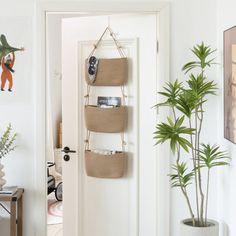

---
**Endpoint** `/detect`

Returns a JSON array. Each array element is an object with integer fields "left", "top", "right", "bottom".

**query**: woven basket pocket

[
  {"left": 85, "top": 150, "right": 126, "bottom": 178},
  {"left": 84, "top": 105, "right": 128, "bottom": 133},
  {"left": 85, "top": 58, "right": 128, "bottom": 86}
]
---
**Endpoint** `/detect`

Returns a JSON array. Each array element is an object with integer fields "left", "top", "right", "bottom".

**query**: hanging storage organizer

[
  {"left": 85, "top": 105, "right": 127, "bottom": 133},
  {"left": 84, "top": 26, "right": 128, "bottom": 178}
]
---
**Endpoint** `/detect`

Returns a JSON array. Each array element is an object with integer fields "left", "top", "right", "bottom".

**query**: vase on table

[{"left": 0, "top": 160, "right": 6, "bottom": 191}]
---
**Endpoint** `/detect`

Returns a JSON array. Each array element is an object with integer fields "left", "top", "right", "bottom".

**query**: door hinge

[{"left": 156, "top": 40, "right": 159, "bottom": 54}]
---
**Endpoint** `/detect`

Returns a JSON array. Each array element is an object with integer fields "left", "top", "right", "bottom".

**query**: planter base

[{"left": 180, "top": 219, "right": 219, "bottom": 236}]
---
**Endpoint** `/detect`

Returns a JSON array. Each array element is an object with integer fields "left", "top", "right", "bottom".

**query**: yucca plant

[
  {"left": 0, "top": 124, "right": 17, "bottom": 159},
  {"left": 154, "top": 42, "right": 230, "bottom": 227}
]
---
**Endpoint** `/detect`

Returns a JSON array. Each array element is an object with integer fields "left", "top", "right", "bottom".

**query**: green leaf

[
  {"left": 154, "top": 116, "right": 195, "bottom": 153},
  {"left": 0, "top": 124, "right": 17, "bottom": 159},
  {"left": 199, "top": 143, "right": 230, "bottom": 169},
  {"left": 155, "top": 80, "right": 183, "bottom": 108},
  {"left": 169, "top": 162, "right": 194, "bottom": 188},
  {"left": 175, "top": 90, "right": 201, "bottom": 117},
  {"left": 182, "top": 42, "right": 217, "bottom": 73},
  {"left": 187, "top": 74, "right": 217, "bottom": 97}
]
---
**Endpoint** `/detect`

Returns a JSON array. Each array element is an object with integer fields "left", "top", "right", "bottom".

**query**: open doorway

[
  {"left": 46, "top": 13, "right": 66, "bottom": 236},
  {"left": 45, "top": 11, "right": 166, "bottom": 236},
  {"left": 46, "top": 12, "right": 97, "bottom": 235}
]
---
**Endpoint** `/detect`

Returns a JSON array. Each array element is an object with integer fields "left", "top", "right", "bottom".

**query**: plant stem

[
  {"left": 194, "top": 107, "right": 201, "bottom": 226},
  {"left": 173, "top": 107, "right": 195, "bottom": 226},
  {"left": 172, "top": 107, "right": 177, "bottom": 121},
  {"left": 172, "top": 107, "right": 196, "bottom": 226},
  {"left": 176, "top": 145, "right": 195, "bottom": 226},
  {"left": 196, "top": 105, "right": 205, "bottom": 226},
  {"left": 189, "top": 119, "right": 200, "bottom": 223},
  {"left": 182, "top": 187, "right": 196, "bottom": 226},
  {"left": 205, "top": 169, "right": 210, "bottom": 226}
]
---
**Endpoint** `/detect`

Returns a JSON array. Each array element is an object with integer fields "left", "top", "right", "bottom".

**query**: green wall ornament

[{"left": 0, "top": 34, "right": 24, "bottom": 64}]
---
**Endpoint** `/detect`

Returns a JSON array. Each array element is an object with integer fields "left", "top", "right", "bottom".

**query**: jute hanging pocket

[
  {"left": 85, "top": 26, "right": 128, "bottom": 86},
  {"left": 85, "top": 150, "right": 126, "bottom": 178},
  {"left": 85, "top": 58, "right": 128, "bottom": 86},
  {"left": 84, "top": 105, "right": 128, "bottom": 133}
]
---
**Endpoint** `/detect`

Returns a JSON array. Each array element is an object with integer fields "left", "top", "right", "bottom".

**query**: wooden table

[{"left": 0, "top": 188, "right": 24, "bottom": 236}]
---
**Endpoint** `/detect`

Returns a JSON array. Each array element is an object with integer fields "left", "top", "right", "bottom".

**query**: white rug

[
  {"left": 48, "top": 223, "right": 63, "bottom": 236},
  {"left": 48, "top": 198, "right": 63, "bottom": 225}
]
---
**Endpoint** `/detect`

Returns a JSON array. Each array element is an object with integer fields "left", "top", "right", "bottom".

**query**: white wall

[
  {"left": 217, "top": 0, "right": 236, "bottom": 235},
  {"left": 168, "top": 1, "right": 236, "bottom": 235},
  {"left": 0, "top": 1, "right": 36, "bottom": 236},
  {"left": 169, "top": 0, "right": 219, "bottom": 236}
]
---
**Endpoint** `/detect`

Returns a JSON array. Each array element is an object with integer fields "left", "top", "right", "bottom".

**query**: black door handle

[{"left": 61, "top": 146, "right": 76, "bottom": 154}]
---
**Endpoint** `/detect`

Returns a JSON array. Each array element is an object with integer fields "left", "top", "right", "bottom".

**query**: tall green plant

[
  {"left": 154, "top": 42, "right": 229, "bottom": 227},
  {"left": 0, "top": 124, "right": 17, "bottom": 159}
]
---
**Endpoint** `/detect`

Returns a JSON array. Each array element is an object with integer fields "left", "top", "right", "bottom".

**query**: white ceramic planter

[
  {"left": 0, "top": 161, "right": 6, "bottom": 191},
  {"left": 180, "top": 219, "right": 219, "bottom": 236}
]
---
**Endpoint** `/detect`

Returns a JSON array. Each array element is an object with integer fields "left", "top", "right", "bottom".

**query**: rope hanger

[
  {"left": 85, "top": 131, "right": 126, "bottom": 152},
  {"left": 88, "top": 26, "right": 126, "bottom": 59}
]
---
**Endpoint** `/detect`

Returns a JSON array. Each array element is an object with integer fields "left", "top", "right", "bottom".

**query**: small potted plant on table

[
  {"left": 154, "top": 42, "right": 229, "bottom": 236},
  {"left": 0, "top": 124, "right": 17, "bottom": 191}
]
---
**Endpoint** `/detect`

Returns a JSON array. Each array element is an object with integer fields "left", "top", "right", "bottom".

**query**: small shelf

[
  {"left": 85, "top": 150, "right": 126, "bottom": 178},
  {"left": 84, "top": 105, "right": 128, "bottom": 133}
]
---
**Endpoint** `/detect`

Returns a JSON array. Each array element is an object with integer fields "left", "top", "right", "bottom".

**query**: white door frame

[{"left": 35, "top": 2, "right": 170, "bottom": 236}]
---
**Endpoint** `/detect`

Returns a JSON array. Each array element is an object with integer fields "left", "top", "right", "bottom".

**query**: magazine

[{"left": 97, "top": 96, "right": 121, "bottom": 107}]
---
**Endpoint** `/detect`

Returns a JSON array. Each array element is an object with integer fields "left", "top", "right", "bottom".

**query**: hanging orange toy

[
  {"left": 1, "top": 52, "right": 15, "bottom": 92},
  {"left": 0, "top": 34, "right": 24, "bottom": 92}
]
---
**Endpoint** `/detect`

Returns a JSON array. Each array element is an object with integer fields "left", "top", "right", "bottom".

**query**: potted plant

[
  {"left": 154, "top": 42, "right": 229, "bottom": 236},
  {"left": 0, "top": 124, "right": 17, "bottom": 190}
]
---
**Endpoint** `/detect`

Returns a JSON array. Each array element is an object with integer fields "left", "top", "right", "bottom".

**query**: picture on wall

[
  {"left": 224, "top": 26, "right": 236, "bottom": 143},
  {"left": 0, "top": 34, "right": 24, "bottom": 92}
]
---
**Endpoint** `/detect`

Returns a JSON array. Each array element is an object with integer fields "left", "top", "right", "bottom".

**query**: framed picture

[{"left": 224, "top": 26, "right": 236, "bottom": 143}]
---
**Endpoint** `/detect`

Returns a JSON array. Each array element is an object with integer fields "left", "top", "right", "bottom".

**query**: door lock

[{"left": 63, "top": 154, "right": 70, "bottom": 162}]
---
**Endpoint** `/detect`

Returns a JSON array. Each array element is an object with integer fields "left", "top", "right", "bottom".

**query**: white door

[{"left": 62, "top": 14, "right": 158, "bottom": 236}]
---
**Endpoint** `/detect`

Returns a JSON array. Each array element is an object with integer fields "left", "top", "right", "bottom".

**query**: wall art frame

[{"left": 224, "top": 25, "right": 236, "bottom": 143}]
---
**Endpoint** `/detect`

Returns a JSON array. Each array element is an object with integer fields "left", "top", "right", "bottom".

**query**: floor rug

[{"left": 48, "top": 197, "right": 63, "bottom": 225}]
